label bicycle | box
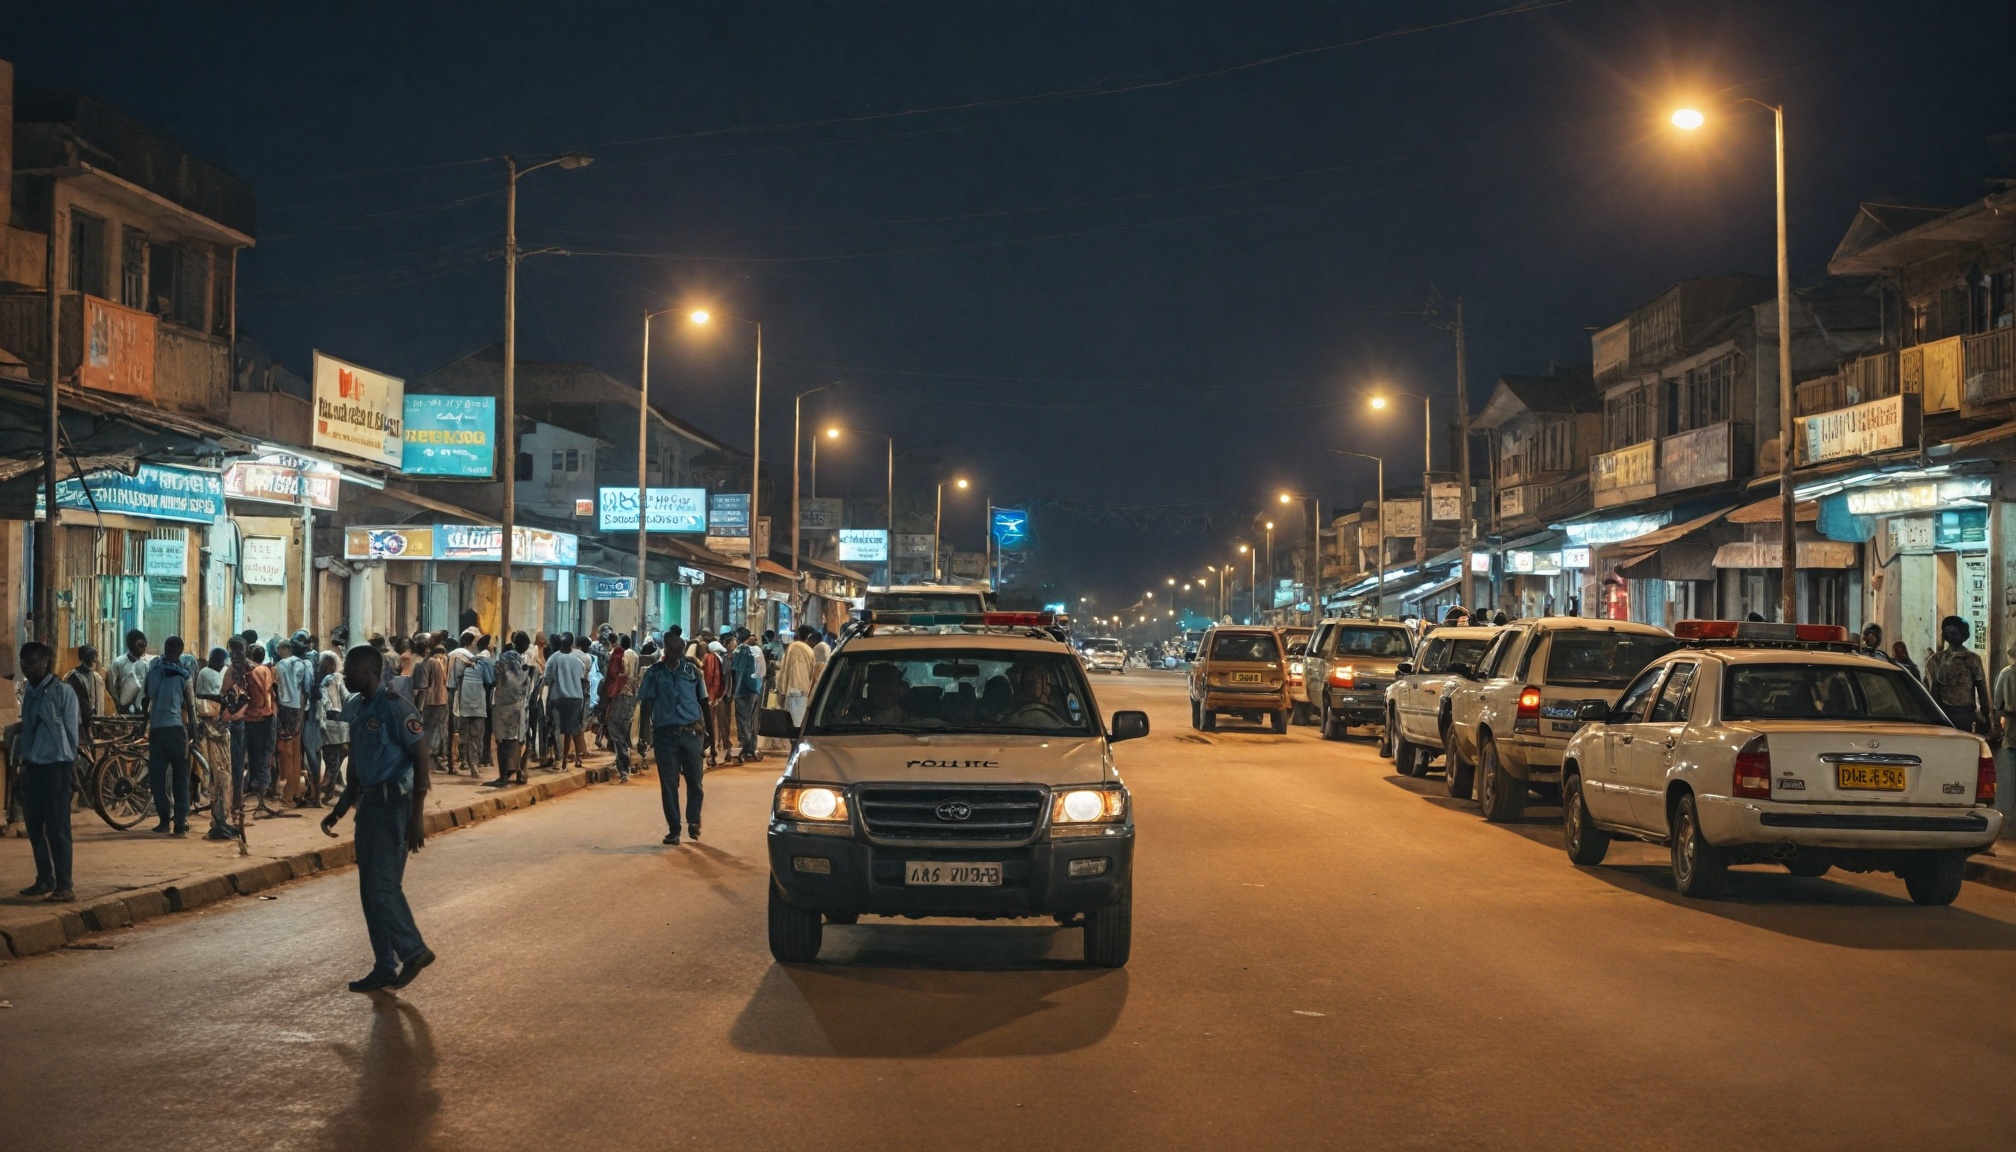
[79,716,212,831]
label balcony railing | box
[1963,327,2015,405]
[1795,350,1899,418]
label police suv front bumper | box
[768,823,1134,920]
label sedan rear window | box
[1724,664,1949,725]
[1543,632,1679,688]
[1330,627,1412,658]
[1210,633,1279,662]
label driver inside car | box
[846,663,909,724]
[1004,662,1065,726]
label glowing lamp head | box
[955,478,969,489]
[1279,493,1292,505]
[1238,544,1249,554]
[824,427,840,439]
[688,309,711,325]
[1369,396,1389,410]
[1265,521,1274,531]
[1671,107,1705,131]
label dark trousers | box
[224,720,247,828]
[320,744,348,797]
[146,725,191,827]
[1946,703,1979,734]
[245,715,277,792]
[735,694,760,758]
[21,761,74,890]
[652,727,706,836]
[355,789,427,975]
[301,718,323,793]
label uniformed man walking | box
[638,625,711,846]
[322,644,437,993]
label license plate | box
[1230,672,1262,683]
[1836,764,1908,792]
[905,861,1002,886]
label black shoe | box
[480,777,510,788]
[17,882,52,897]
[689,824,701,840]
[152,821,172,833]
[347,969,399,993]
[203,829,236,842]
[391,947,436,989]
[662,832,681,846]
[171,826,189,837]
[45,889,75,903]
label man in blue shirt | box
[142,636,198,836]
[321,644,437,993]
[729,628,765,764]
[638,626,710,846]
[16,642,80,901]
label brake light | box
[983,612,1056,626]
[1514,685,1543,732]
[1792,624,1850,642]
[1980,755,1998,806]
[1673,619,1850,644]
[1329,664,1355,688]
[1673,620,1739,640]
[1733,738,1772,799]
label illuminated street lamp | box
[1671,99,1796,622]
[1367,388,1433,504]
[689,307,765,630]
[1279,492,1322,624]
[1333,450,1386,618]
[934,477,970,581]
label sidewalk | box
[0,756,619,960]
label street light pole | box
[1333,451,1386,620]
[636,305,685,638]
[933,477,969,583]
[791,385,837,623]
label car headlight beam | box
[1052,787,1127,824]
[776,785,850,822]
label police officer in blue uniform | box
[322,644,437,993]
[638,625,711,846]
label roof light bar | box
[1672,620,1850,644]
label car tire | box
[1669,793,1727,899]
[1562,773,1610,865]
[767,881,824,963]
[1393,739,1417,776]
[1190,699,1202,730]
[1783,856,1831,879]
[1379,712,1397,759]
[1083,884,1132,968]
[1319,701,1344,741]
[1478,739,1525,822]
[1902,850,1966,906]
[1270,710,1288,734]
[1444,743,1474,798]
[1201,709,1218,733]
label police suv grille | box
[856,787,1046,841]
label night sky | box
[11,1,2015,609]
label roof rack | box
[847,610,1068,642]
[1671,619,1863,653]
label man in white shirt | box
[778,626,819,726]
[107,630,153,715]
[545,633,590,771]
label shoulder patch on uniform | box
[405,714,424,735]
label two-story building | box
[1470,365,1601,617]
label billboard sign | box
[312,351,405,467]
[41,463,224,525]
[799,497,843,531]
[894,533,935,559]
[1430,482,1463,522]
[838,529,888,563]
[401,394,496,477]
[598,487,707,533]
[242,536,288,585]
[990,507,1030,550]
[223,455,340,511]
[581,576,638,600]
[81,296,156,402]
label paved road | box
[5,670,2014,1151]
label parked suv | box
[763,616,1143,967]
[1384,625,1500,777]
[1444,618,1677,821]
[1188,626,1290,733]
[1280,626,1315,725]
[1302,619,1415,741]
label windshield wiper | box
[810,723,928,735]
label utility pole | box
[37,178,62,645]
[1455,295,1474,608]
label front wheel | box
[1189,698,1202,730]
[767,882,824,963]
[1562,774,1610,865]
[1901,850,1966,906]
[1669,793,1727,898]
[1083,885,1132,967]
[1478,740,1525,823]
[1200,709,1218,733]
[1444,742,1474,798]
[1270,710,1288,734]
[93,751,153,831]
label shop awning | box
[1401,573,1463,604]
[1933,418,2016,455]
[1727,496,1817,524]
[1712,540,1860,569]
[1602,505,1736,582]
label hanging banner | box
[599,487,707,533]
[81,296,157,402]
[223,455,340,511]
[799,497,844,531]
[312,351,405,467]
[1382,500,1423,538]
[243,536,288,586]
[1430,483,1463,522]
[401,394,496,477]
[39,463,224,525]
[990,507,1030,550]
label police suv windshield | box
[808,649,1098,737]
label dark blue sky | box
[12,1,2015,604]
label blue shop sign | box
[582,576,638,600]
[37,463,224,524]
[402,394,496,477]
[990,506,1030,550]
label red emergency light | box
[982,612,1056,627]
[1673,620,1850,644]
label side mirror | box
[758,707,800,740]
[1109,710,1150,742]
[1396,662,1414,676]
[1185,650,1198,662]
[1575,699,1611,724]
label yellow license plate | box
[1230,672,1262,683]
[1836,764,1907,792]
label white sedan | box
[1559,620,2001,905]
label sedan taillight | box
[1733,738,1772,799]
[1979,755,1998,806]
[1329,665,1355,689]
[1513,686,1543,732]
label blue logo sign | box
[990,507,1029,551]
[708,492,750,535]
[581,576,638,600]
[40,463,224,525]
[401,395,495,477]
[598,487,706,533]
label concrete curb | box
[0,764,612,960]
[1966,853,2016,893]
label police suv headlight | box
[1052,787,1127,824]
[776,785,849,822]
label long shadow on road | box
[729,924,1127,1058]
[1381,769,2016,952]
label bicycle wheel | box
[93,750,155,830]
[188,747,211,813]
